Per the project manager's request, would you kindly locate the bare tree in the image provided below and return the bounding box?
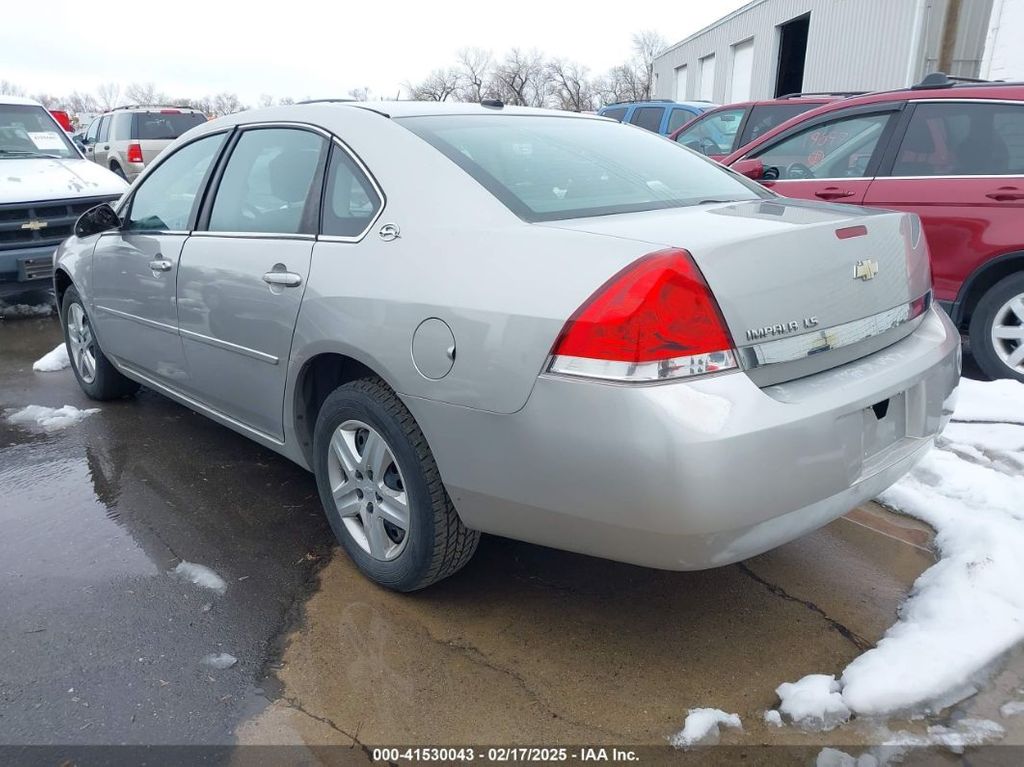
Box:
[211,92,244,116]
[406,68,461,101]
[96,82,121,111]
[66,91,99,114]
[347,87,371,101]
[278,96,295,106]
[258,94,275,108]
[0,80,26,96]
[125,82,165,106]
[546,59,597,112]
[631,30,667,101]
[490,48,549,107]
[31,93,62,109]
[455,47,492,102]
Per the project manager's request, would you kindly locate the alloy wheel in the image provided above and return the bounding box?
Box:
[326,419,410,561]
[990,293,1024,375]
[67,303,97,384]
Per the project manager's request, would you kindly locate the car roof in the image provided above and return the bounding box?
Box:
[303,100,607,120]
[0,95,44,107]
[721,80,1024,163]
[600,100,714,110]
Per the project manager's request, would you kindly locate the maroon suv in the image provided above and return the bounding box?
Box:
[721,74,1024,382]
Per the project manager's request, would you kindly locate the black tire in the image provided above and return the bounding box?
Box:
[312,377,479,591]
[968,272,1024,383]
[110,164,128,181]
[61,286,140,400]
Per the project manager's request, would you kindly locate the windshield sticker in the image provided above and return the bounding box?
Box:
[27,131,66,151]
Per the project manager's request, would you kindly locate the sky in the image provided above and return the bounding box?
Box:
[1,0,750,104]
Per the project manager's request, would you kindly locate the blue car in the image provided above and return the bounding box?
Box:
[597,99,716,136]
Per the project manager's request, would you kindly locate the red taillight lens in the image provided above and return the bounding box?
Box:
[127,143,144,164]
[548,248,738,382]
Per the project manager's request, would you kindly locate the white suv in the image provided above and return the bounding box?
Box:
[1,95,127,298]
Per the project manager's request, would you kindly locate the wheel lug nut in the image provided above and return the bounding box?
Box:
[354,470,363,480]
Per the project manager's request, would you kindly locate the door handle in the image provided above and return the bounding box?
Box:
[815,188,855,200]
[262,271,302,287]
[148,258,173,272]
[985,187,1024,201]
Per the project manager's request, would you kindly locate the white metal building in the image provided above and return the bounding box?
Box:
[653,0,1012,104]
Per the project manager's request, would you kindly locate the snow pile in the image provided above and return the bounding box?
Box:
[0,301,55,320]
[777,675,851,731]
[201,653,238,669]
[763,709,783,727]
[1000,701,1024,717]
[884,718,1005,753]
[669,708,742,748]
[6,404,99,431]
[815,748,879,767]
[173,561,228,595]
[772,379,1024,724]
[33,344,70,372]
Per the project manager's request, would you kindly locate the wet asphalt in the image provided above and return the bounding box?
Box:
[0,308,333,745]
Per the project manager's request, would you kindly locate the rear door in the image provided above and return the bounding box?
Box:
[175,125,328,441]
[745,103,903,205]
[864,99,1024,305]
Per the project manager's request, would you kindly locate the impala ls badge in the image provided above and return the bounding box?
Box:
[21,219,48,231]
[854,259,879,281]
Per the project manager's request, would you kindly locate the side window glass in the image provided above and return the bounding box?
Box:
[126,133,225,231]
[892,102,1024,177]
[209,128,326,234]
[753,112,892,180]
[630,107,665,133]
[321,146,382,238]
[676,108,745,155]
[667,108,694,134]
[602,108,627,122]
[97,116,110,142]
[740,104,811,145]
[85,119,100,143]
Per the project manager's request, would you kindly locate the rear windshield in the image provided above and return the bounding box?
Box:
[132,112,207,140]
[0,103,77,159]
[400,114,765,222]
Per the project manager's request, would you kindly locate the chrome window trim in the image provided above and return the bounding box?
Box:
[739,297,930,370]
[188,231,316,241]
[316,136,386,244]
[178,327,279,365]
[872,174,1024,180]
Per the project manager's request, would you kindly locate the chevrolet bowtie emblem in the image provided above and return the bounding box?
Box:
[21,219,48,231]
[854,259,879,281]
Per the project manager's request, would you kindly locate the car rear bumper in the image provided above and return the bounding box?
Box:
[408,305,960,570]
[0,244,57,297]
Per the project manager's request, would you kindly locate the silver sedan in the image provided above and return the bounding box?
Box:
[54,101,960,591]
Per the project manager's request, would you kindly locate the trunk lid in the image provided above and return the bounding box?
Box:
[540,198,931,384]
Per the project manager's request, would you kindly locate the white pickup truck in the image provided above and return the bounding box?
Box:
[1,95,127,299]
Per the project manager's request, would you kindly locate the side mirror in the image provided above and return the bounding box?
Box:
[75,203,122,238]
[732,158,765,180]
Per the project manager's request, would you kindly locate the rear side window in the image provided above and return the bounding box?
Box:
[132,112,207,140]
[321,145,382,238]
[126,133,226,231]
[111,112,132,141]
[740,103,816,145]
[400,114,765,222]
[891,102,1024,177]
[630,106,665,133]
[601,107,627,122]
[209,128,327,234]
[667,108,695,134]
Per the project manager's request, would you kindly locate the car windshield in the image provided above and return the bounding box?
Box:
[0,103,77,159]
[400,114,767,222]
[133,112,207,140]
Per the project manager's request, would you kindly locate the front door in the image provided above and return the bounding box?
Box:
[91,132,228,385]
[747,106,901,205]
[864,100,1024,305]
[175,126,328,441]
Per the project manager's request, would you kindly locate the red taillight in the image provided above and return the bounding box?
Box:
[127,143,144,164]
[548,248,738,382]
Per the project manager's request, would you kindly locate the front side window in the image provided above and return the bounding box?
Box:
[209,128,326,234]
[85,118,100,144]
[675,107,745,155]
[667,108,696,134]
[400,114,766,222]
[891,102,1024,177]
[97,116,110,142]
[321,146,382,237]
[0,103,78,159]
[601,107,627,123]
[126,133,226,231]
[752,111,893,180]
[630,107,665,133]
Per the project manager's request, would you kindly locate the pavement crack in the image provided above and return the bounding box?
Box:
[737,563,872,652]
[282,694,374,760]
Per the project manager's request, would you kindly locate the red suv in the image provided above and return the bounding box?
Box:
[668,93,861,159]
[722,74,1024,382]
